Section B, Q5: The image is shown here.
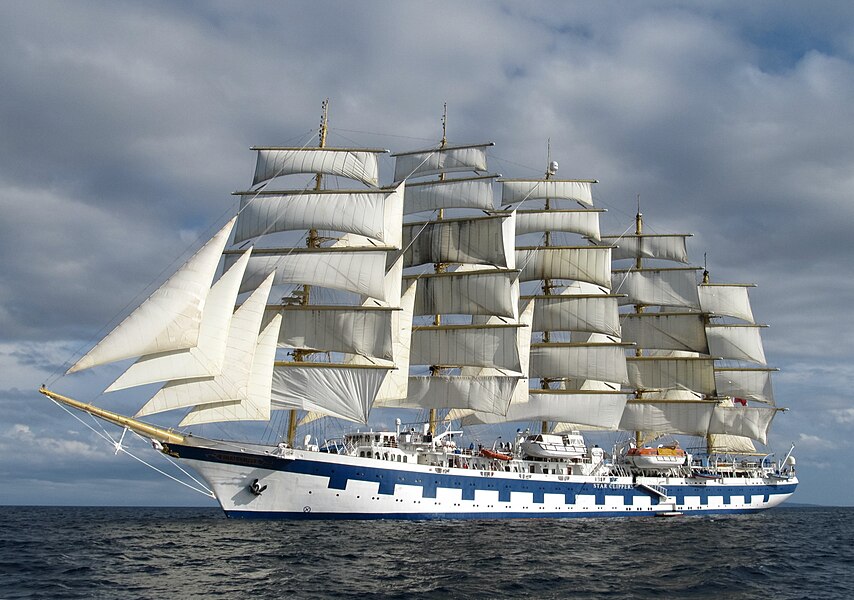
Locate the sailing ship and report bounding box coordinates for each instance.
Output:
[40,105,797,519]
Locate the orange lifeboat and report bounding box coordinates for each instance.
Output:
[480,448,512,461]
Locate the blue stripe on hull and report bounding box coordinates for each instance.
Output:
[225,507,768,521]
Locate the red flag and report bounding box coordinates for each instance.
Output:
[734,397,747,406]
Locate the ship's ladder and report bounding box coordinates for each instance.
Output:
[636,482,668,499]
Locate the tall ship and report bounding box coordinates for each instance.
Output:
[40,105,797,519]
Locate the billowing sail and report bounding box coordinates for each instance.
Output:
[530,294,621,335]
[500,179,595,207]
[179,314,281,426]
[613,268,701,308]
[135,273,275,418]
[530,342,629,384]
[234,184,404,248]
[403,214,515,269]
[252,147,384,187]
[393,143,492,182]
[620,312,709,353]
[515,209,602,240]
[393,375,519,414]
[626,356,716,395]
[402,176,496,214]
[517,246,612,287]
[106,249,251,391]
[67,218,236,374]
[411,324,523,372]
[619,400,717,437]
[698,283,756,323]
[715,367,776,404]
[267,305,395,360]
[708,404,777,445]
[271,363,390,424]
[598,234,690,264]
[230,248,395,300]
[408,269,519,318]
[706,324,768,365]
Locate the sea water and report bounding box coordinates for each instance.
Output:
[1,506,851,599]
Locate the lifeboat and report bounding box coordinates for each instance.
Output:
[625,445,687,470]
[480,448,512,461]
[520,434,586,460]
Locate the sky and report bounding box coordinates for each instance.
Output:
[1,0,852,507]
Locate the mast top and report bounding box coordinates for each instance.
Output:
[440,102,447,149]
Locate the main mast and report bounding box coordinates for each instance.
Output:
[286,99,329,446]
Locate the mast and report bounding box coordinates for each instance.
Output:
[541,142,554,434]
[286,98,329,446]
[634,197,643,447]
[428,103,449,437]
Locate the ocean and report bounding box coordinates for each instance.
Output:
[1,506,851,599]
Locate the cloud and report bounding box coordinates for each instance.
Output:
[1,1,853,506]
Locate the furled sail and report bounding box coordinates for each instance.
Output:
[66,218,236,374]
[252,147,384,187]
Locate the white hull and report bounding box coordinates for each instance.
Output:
[170,441,797,519]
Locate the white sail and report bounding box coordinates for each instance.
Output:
[268,305,395,360]
[410,324,523,372]
[612,268,700,309]
[620,313,709,353]
[530,342,629,384]
[707,434,758,454]
[460,386,626,429]
[619,400,717,437]
[715,367,775,404]
[699,284,755,323]
[179,314,281,426]
[271,364,389,424]
[706,324,768,365]
[402,176,496,214]
[517,247,612,287]
[135,273,275,418]
[403,214,515,269]
[515,209,602,240]
[106,249,252,391]
[357,280,417,404]
[234,184,404,248]
[66,218,236,374]
[252,147,382,187]
[390,375,519,414]
[409,269,519,318]
[626,356,716,395]
[531,294,621,336]
[232,248,394,301]
[708,405,777,444]
[393,143,491,182]
[598,234,690,263]
[500,179,594,207]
